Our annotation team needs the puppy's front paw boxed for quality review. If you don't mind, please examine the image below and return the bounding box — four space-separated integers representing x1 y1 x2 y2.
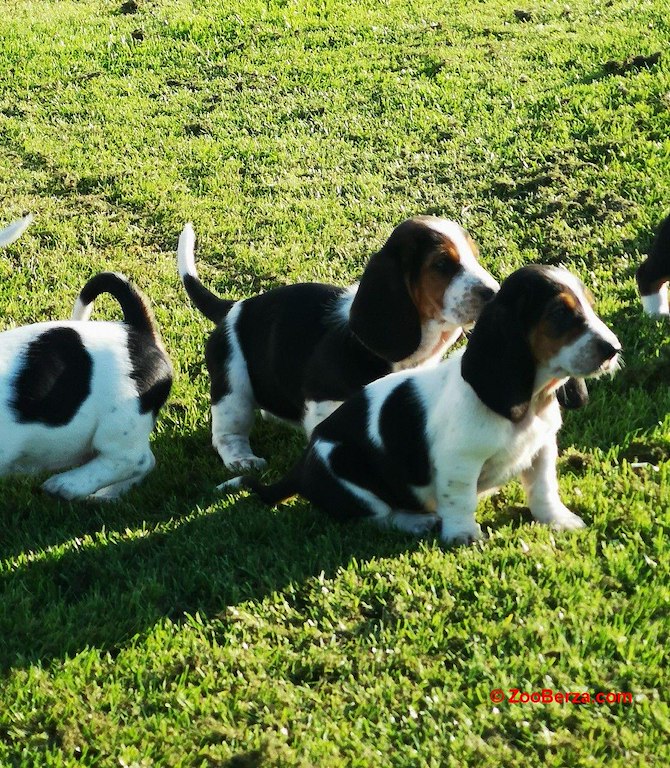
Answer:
441 521 483 547
533 504 586 531
549 508 586 531
225 456 268 473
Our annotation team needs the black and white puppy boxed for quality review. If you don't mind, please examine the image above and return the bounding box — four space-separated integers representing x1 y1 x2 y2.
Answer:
637 211 670 316
178 216 500 471
0 271 172 500
220 265 621 545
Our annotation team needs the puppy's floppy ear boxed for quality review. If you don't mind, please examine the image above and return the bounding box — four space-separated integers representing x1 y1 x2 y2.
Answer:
461 302 535 422
556 378 588 409
349 250 422 362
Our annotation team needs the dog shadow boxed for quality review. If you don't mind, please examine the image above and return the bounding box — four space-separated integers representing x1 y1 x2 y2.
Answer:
0 479 429 671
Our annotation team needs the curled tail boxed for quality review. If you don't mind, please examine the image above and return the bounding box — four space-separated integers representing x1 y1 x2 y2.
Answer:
0 214 32 247
217 465 302 507
177 223 233 324
71 272 161 340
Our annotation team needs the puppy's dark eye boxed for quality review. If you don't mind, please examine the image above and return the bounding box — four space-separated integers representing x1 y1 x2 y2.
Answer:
548 302 577 333
432 258 457 276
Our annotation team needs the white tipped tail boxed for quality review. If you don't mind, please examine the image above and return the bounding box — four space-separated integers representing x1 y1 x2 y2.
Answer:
71 296 94 321
0 214 33 247
177 223 197 280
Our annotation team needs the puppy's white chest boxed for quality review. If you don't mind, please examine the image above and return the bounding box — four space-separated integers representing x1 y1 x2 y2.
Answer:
478 407 559 492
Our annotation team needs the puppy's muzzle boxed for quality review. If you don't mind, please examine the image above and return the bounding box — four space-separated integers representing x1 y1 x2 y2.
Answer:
595 337 622 373
473 285 497 304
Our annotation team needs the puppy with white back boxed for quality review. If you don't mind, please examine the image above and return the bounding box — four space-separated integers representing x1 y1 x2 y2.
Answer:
221 265 621 545
0 217 172 500
178 216 500 471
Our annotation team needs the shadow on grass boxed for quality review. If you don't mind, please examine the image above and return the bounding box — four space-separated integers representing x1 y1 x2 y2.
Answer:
0 473 430 671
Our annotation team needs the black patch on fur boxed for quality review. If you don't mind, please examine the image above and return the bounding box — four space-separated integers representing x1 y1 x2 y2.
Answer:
303 327 391 403
12 327 92 426
126 330 173 417
636 212 670 294
304 381 429 518
206 322 232 403
378 380 431 488
234 283 390 420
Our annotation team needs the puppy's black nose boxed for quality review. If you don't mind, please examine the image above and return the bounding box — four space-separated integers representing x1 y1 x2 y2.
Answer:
597 339 621 360
475 285 496 303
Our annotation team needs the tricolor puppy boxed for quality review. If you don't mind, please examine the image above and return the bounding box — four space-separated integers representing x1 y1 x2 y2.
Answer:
636 211 670 316
0 271 172 500
220 265 621 545
178 216 500 471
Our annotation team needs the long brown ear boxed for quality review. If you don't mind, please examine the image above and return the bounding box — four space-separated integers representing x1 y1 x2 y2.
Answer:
349 250 421 362
461 302 535 422
556 378 588 409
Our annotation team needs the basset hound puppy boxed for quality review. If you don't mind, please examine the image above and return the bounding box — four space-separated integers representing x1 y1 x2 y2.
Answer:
178 216 500 471
637 211 670 316
0 222 172 499
220 265 621 545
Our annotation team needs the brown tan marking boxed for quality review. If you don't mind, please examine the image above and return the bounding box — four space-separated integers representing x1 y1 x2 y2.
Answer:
529 290 586 364
408 239 462 322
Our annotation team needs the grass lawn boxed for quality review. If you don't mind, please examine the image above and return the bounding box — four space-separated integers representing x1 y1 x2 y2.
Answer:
1 0 669 765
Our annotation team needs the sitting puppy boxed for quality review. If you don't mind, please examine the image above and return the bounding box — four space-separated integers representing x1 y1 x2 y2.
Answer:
636 211 670 316
220 265 621 545
178 216 500 471
0 270 172 500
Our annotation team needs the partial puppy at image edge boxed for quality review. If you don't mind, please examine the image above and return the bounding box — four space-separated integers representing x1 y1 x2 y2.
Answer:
636 211 670 316
0 216 173 501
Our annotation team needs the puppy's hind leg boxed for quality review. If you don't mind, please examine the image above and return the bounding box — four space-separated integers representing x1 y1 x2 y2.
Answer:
42 412 157 500
88 452 157 501
207 313 267 473
41 448 155 500
211 391 267 472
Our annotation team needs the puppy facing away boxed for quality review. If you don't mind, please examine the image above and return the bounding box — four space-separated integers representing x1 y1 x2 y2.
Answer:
220 265 621 545
0 271 172 500
177 216 500 471
637 211 670 316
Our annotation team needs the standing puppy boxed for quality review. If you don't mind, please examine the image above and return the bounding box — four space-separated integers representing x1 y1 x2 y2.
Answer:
637 212 670 316
0 272 172 500
221 265 621 545
178 216 500 471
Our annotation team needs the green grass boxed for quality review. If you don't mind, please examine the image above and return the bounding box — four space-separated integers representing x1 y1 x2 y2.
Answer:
1 0 669 765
